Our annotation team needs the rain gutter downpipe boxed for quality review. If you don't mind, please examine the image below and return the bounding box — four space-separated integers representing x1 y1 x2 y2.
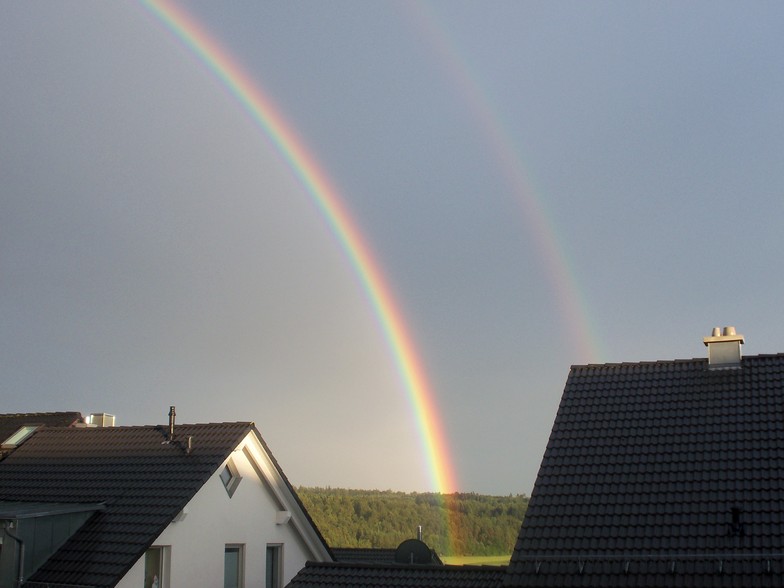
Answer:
4 522 25 588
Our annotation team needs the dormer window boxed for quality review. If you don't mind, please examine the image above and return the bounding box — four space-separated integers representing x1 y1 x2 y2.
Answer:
220 458 242 497
1 425 39 449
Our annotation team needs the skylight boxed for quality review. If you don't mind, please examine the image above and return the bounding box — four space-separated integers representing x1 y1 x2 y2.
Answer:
1 425 39 448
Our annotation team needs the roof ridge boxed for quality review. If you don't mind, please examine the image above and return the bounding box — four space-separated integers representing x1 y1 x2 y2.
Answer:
304 560 507 571
31 421 255 430
0 411 82 418
570 351 784 370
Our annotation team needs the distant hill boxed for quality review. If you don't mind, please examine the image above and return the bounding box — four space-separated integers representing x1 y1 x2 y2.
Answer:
296 487 528 556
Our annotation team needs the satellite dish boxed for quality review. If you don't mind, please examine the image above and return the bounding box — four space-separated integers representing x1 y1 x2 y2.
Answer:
394 538 432 565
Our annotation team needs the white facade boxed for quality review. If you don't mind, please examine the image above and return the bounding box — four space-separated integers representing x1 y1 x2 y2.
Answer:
116 431 330 588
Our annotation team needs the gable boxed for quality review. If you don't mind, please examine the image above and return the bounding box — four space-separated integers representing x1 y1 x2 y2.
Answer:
161 430 331 562
114 430 332 588
238 431 333 561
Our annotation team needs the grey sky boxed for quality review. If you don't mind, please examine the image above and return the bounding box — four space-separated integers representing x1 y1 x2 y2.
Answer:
2 1 783 495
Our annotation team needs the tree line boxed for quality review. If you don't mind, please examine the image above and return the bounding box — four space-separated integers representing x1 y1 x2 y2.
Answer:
296 487 529 556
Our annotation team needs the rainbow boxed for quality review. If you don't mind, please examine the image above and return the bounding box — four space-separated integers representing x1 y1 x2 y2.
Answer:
139 0 460 503
403 3 606 364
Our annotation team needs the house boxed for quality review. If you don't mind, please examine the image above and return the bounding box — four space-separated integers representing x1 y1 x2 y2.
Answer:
505 327 784 587
0 409 332 588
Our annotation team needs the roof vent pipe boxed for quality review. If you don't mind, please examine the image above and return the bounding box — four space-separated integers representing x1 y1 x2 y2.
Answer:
417 525 423 541
168 406 176 442
703 326 744 369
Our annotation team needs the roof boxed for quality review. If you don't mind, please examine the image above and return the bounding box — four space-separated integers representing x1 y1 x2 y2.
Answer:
332 548 401 564
505 353 784 587
0 412 82 443
0 422 253 587
332 547 443 566
286 561 507 588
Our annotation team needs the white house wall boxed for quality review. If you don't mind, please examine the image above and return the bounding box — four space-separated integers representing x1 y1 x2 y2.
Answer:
116 432 324 588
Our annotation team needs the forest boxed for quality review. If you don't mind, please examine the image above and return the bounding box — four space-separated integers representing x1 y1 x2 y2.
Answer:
296 487 529 556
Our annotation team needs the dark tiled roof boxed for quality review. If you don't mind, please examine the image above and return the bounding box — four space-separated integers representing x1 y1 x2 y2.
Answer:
286 561 506 588
332 548 399 564
505 353 784 587
0 422 252 587
0 412 82 443
332 548 443 566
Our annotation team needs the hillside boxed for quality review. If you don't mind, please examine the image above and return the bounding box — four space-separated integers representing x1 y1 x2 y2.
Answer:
296 487 528 556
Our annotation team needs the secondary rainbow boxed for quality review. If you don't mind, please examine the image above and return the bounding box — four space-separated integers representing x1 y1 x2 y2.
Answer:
140 1 459 496
404 3 606 364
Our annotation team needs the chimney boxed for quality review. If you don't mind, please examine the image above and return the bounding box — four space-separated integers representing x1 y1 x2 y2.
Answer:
703 326 744 368
168 406 176 441
88 413 115 427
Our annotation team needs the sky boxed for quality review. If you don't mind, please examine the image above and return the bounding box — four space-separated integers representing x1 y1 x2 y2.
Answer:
2 1 784 496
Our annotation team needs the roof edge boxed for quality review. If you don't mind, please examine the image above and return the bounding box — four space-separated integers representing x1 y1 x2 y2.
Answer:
569 351 784 371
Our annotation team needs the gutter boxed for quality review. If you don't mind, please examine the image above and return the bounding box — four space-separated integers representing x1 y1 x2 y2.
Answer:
4 522 25 588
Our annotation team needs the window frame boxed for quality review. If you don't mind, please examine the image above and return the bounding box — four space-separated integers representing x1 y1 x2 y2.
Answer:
219 458 242 498
224 543 245 588
143 545 170 588
266 543 283 588
1 425 39 449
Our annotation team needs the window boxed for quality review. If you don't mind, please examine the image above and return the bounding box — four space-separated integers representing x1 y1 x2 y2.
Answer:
144 546 169 588
266 544 282 588
224 544 244 588
220 458 242 497
1 425 39 448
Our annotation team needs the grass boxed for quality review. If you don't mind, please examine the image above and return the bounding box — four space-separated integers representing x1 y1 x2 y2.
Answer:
441 555 511 566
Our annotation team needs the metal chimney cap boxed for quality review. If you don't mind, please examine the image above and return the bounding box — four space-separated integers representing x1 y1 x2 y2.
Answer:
703 326 745 346
87 413 116 427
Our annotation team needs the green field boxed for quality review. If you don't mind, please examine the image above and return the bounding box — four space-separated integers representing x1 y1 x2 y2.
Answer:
441 555 511 566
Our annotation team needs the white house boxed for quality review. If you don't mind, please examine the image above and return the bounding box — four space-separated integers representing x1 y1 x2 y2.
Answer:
0 410 332 588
